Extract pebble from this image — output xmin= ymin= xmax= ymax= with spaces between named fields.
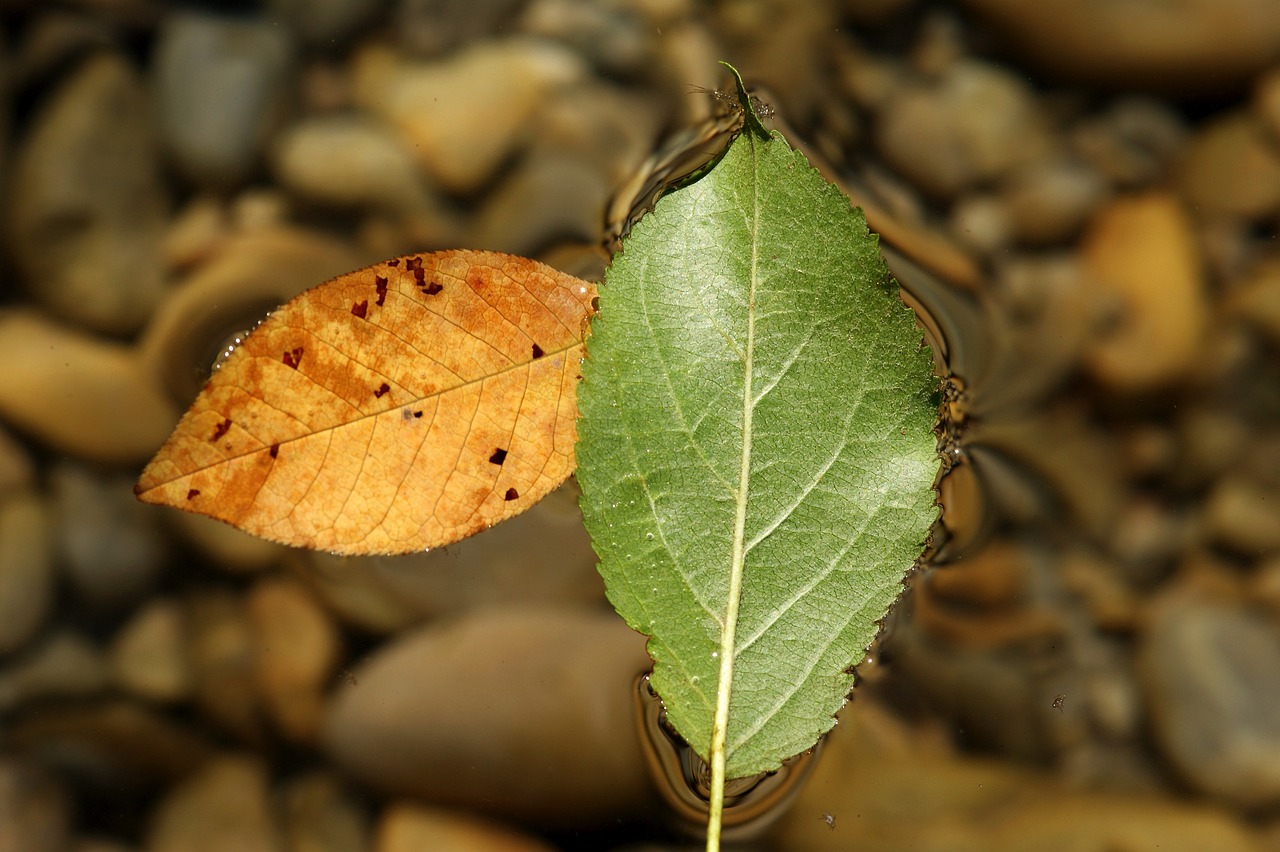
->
xmin=0 ymin=490 xmax=54 ymax=655
xmin=153 ymin=12 xmax=296 ymax=186
xmin=1230 ymin=257 xmax=1280 ymax=347
xmin=323 ymin=607 xmax=653 ymax=828
xmin=874 ymin=58 xmax=1053 ymax=198
xmin=474 ymin=152 xmax=610 ymax=256
xmin=774 ymin=697 xmax=1263 ymax=851
xmin=958 ymin=0 xmax=1280 ymax=93
xmin=139 ymin=226 xmax=365 ymax=406
xmin=1177 ymin=111 xmax=1280 ymax=219
xmin=1000 ymin=157 xmax=1110 ymax=245
xmin=110 ymin=599 xmax=193 ymax=704
xmin=0 ymin=425 xmax=34 ymax=497
xmin=1255 ymin=66 xmax=1280 ymax=142
xmin=352 ymin=39 xmax=586 ymax=195
xmin=375 ymin=802 xmax=556 ymax=852
xmin=246 ymin=578 xmax=340 ymax=743
xmin=1140 ymin=585 xmax=1280 ymax=809
xmin=146 ymin=754 xmax=284 ymax=852
xmin=1202 ymin=476 xmax=1280 ymax=556
xmin=1080 ymin=194 xmax=1208 ymax=392
xmin=0 ymin=310 xmax=177 ymax=463
xmin=271 ymin=114 xmax=440 ymax=214
xmin=5 ymin=52 xmax=168 ymax=335
xmin=267 ymin=0 xmax=380 ymax=46
xmin=392 ymin=0 xmax=526 ymax=58
xmin=280 ymin=771 xmax=368 ymax=852
xmin=304 ymin=484 xmax=602 ymax=627
xmin=168 ymin=513 xmax=288 ymax=576
xmin=187 ymin=592 xmax=265 ymax=744
xmin=0 ymin=759 xmax=71 ymax=852
xmin=1070 ymin=96 xmax=1188 ymax=189
xmin=7 ymin=699 xmax=213 ymax=785
xmin=0 ymin=631 xmax=109 ymax=713
xmin=50 ymin=462 xmax=167 ymax=610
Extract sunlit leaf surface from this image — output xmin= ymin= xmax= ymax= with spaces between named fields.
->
xmin=137 ymin=250 xmax=596 ymax=555
xmin=576 ymin=122 xmax=940 ymax=778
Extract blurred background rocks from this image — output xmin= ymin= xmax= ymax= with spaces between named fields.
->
xmin=0 ymin=1 xmax=1278 ymax=850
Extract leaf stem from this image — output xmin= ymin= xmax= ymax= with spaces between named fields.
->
xmin=706 ymin=129 xmax=763 ymax=852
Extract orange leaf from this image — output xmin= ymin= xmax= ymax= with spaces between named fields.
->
xmin=135 ymin=250 xmax=597 ymax=555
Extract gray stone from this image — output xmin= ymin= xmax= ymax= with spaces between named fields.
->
xmin=323 ymin=607 xmax=653 ymax=829
xmin=0 ymin=490 xmax=54 ymax=655
xmin=50 ymin=462 xmax=167 ymax=610
xmin=5 ymin=52 xmax=168 ymax=335
xmin=153 ymin=12 xmax=296 ymax=186
xmin=1140 ymin=591 xmax=1280 ymax=809
xmin=0 ymin=631 xmax=109 ymax=713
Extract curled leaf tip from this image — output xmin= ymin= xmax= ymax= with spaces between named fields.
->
xmin=718 ymin=61 xmax=771 ymax=139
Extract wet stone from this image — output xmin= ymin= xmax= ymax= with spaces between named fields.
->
xmin=0 ymin=311 xmax=177 ymax=464
xmin=322 ymin=607 xmax=653 ymax=829
xmin=352 ymin=39 xmax=586 ymax=195
xmin=0 ymin=758 xmax=71 ymax=852
xmin=153 ymin=12 xmax=296 ymax=186
xmin=110 ymin=599 xmax=193 ymax=704
xmin=146 ymin=754 xmax=284 ymax=852
xmin=5 ymin=51 xmax=168 ymax=335
xmin=375 ymin=802 xmax=556 ymax=852
xmin=875 ymin=58 xmax=1052 ymax=198
xmin=1140 ymin=590 xmax=1280 ymax=809
xmin=50 ymin=462 xmax=166 ymax=610
xmin=280 ymin=771 xmax=369 ymax=852
xmin=0 ymin=631 xmax=109 ymax=713
xmin=1177 ymin=111 xmax=1280 ymax=219
xmin=0 ymin=490 xmax=54 ymax=655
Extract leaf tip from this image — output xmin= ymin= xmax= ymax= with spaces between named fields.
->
xmin=718 ymin=61 xmax=770 ymax=139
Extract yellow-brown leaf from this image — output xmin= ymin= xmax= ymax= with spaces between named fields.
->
xmin=135 ymin=250 xmax=597 ymax=555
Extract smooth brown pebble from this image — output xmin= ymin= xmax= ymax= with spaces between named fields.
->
xmin=5 ymin=52 xmax=168 ymax=334
xmin=1202 ymin=476 xmax=1280 ymax=556
xmin=352 ymin=39 xmax=584 ymax=195
xmin=0 ymin=631 xmax=109 ymax=713
xmin=323 ymin=607 xmax=653 ymax=829
xmin=1140 ymin=585 xmax=1280 ymax=809
xmin=110 ymin=599 xmax=193 ymax=704
xmin=247 ymin=578 xmax=340 ymax=742
xmin=958 ymin=0 xmax=1280 ymax=93
xmin=0 ymin=311 xmax=177 ymax=463
xmin=186 ymin=592 xmax=265 ymax=744
xmin=0 ymin=425 xmax=35 ymax=497
xmin=1080 ymin=194 xmax=1207 ymax=392
xmin=775 ymin=697 xmax=1262 ymax=851
xmin=50 ymin=462 xmax=166 ymax=610
xmin=146 ymin=754 xmax=284 ymax=852
xmin=875 ymin=58 xmax=1051 ymax=198
xmin=1177 ymin=112 xmax=1280 ymax=219
xmin=0 ymin=758 xmax=71 ymax=852
xmin=280 ymin=771 xmax=368 ymax=852
xmin=375 ymin=803 xmax=555 ymax=852
xmin=0 ymin=490 xmax=54 ymax=654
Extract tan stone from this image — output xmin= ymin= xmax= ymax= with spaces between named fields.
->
xmin=375 ymin=803 xmax=555 ymax=852
xmin=1081 ymin=194 xmax=1207 ymax=392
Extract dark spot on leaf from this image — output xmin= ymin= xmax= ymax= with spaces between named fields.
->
xmin=424 ymin=281 xmax=443 ymax=296
xmin=386 ymin=258 xmax=400 ymax=267
xmin=351 ymin=300 xmax=368 ymax=318
xmin=374 ymin=383 xmax=391 ymax=398
xmin=504 ymin=487 xmax=519 ymax=501
xmin=269 ymin=443 xmax=279 ymax=459
xmin=489 ymin=448 xmax=508 ymax=465
xmin=413 ymin=410 xmax=423 ymax=418
xmin=187 ymin=489 xmax=200 ymax=500
xmin=282 ymin=347 xmax=304 ymax=369
xmin=406 ymin=256 xmax=425 ymax=286
xmin=211 ymin=418 xmax=232 ymax=442
xmin=531 ymin=343 xmax=545 ymax=359
xmin=375 ymin=275 xmax=388 ymax=306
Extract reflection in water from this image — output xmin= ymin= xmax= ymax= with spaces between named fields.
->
xmin=632 ymin=674 xmax=821 ymax=841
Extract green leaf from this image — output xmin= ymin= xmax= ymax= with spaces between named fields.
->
xmin=576 ymin=113 xmax=939 ymax=779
